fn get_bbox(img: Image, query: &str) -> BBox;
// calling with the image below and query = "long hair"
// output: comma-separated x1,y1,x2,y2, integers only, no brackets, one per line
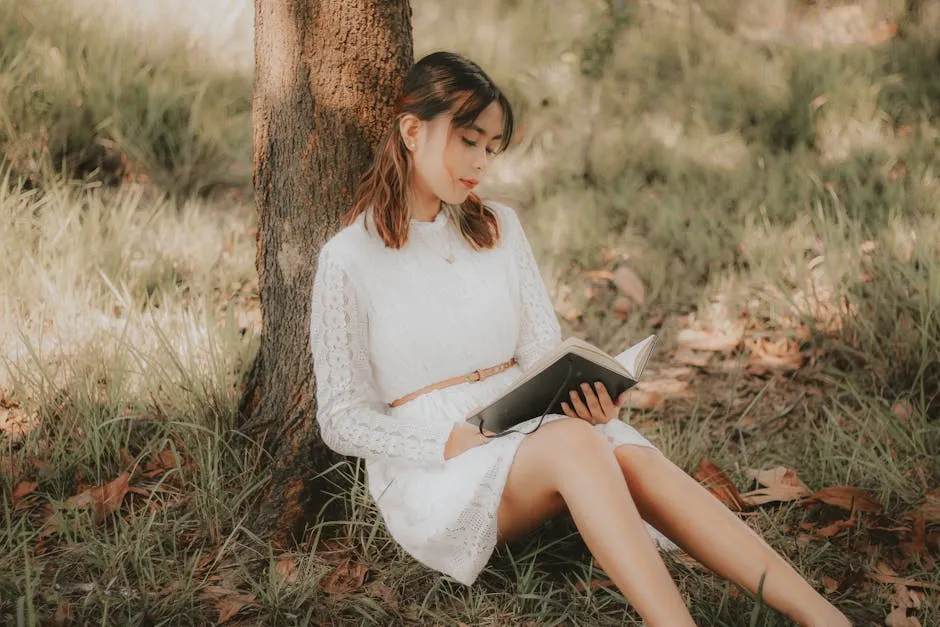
342,51,515,250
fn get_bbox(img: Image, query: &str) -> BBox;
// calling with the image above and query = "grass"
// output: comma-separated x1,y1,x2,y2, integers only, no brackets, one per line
2,0,939,624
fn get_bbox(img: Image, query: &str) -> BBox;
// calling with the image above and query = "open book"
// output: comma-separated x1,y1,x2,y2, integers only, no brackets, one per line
465,335,658,433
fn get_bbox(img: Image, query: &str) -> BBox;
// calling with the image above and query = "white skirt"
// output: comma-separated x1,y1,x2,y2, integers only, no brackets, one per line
367,372,678,585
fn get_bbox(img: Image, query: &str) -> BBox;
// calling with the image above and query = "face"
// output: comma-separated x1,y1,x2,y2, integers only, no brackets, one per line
401,99,505,207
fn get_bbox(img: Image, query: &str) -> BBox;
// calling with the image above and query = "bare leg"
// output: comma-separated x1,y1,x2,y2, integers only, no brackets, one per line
613,444,850,627
496,418,695,626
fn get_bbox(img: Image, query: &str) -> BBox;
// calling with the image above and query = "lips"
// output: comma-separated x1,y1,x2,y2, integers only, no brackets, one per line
459,178,479,190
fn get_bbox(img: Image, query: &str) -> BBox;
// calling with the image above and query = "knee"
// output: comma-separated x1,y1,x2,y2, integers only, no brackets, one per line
614,442,667,476
535,418,607,456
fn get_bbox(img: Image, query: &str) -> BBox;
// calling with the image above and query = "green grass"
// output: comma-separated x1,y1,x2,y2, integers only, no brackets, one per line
2,0,939,624
0,0,251,196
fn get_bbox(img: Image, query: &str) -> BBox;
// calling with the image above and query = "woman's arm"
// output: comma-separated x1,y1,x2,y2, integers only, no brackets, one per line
309,244,454,465
501,204,563,371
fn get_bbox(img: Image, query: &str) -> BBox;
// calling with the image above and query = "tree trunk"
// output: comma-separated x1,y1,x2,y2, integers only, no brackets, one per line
240,0,413,544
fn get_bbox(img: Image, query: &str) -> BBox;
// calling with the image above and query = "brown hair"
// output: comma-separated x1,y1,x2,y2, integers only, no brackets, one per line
342,51,515,250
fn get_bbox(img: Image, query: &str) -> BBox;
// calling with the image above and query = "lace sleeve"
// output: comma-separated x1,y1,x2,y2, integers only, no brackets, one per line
309,244,453,466
502,205,563,372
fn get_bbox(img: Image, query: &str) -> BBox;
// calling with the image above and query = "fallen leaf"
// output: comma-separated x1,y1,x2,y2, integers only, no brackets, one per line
670,551,707,571
740,467,811,506
674,348,712,367
892,400,914,422
612,266,645,306
885,606,921,627
746,338,804,371
816,515,856,538
583,269,614,281
201,586,257,624
657,367,694,379
364,580,399,609
622,389,663,410
822,575,839,594
274,555,298,585
320,558,368,595
0,406,39,443
918,489,940,524
677,326,743,353
694,458,744,511
13,480,38,500
870,573,940,593
53,599,72,626
635,378,693,398
612,297,633,320
143,448,179,478
63,472,131,524
805,486,883,514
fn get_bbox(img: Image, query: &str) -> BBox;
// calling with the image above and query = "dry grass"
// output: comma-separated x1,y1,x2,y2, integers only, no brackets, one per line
2,0,939,624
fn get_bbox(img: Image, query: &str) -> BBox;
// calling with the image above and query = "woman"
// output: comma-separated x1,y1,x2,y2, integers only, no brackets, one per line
309,51,850,626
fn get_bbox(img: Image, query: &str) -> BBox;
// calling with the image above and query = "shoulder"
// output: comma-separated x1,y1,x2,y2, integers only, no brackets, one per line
483,200,525,240
318,211,377,269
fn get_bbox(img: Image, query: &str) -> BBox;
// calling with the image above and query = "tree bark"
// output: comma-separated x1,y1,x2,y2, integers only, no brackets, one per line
240,0,413,543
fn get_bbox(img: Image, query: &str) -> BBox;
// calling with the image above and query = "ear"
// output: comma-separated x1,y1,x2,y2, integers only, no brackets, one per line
399,114,421,151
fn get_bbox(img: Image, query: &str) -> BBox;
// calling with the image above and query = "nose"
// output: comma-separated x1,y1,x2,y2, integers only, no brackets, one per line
472,148,488,172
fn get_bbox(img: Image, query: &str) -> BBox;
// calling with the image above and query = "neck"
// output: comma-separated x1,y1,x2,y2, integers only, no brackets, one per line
407,183,442,222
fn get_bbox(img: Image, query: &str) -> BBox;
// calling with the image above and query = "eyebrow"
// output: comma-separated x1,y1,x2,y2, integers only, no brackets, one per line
470,124,502,141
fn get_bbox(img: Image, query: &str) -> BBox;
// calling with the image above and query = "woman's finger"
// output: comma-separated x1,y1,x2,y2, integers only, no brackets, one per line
580,382,603,419
595,382,615,416
568,389,591,420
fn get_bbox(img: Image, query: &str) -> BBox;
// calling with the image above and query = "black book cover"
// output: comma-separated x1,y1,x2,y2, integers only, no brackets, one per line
465,352,640,434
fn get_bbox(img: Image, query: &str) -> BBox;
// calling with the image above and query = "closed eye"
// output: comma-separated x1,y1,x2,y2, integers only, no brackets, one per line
462,137,497,155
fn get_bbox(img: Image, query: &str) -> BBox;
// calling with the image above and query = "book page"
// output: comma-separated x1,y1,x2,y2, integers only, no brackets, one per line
613,334,657,379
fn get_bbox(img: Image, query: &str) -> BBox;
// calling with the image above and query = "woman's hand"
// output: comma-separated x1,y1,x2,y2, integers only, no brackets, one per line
444,421,494,460
561,381,628,425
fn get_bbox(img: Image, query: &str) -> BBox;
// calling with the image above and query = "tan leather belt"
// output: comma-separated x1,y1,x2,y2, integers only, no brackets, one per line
387,358,517,408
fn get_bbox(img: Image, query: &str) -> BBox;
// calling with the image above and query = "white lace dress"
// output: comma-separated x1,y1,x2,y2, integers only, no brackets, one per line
309,201,675,586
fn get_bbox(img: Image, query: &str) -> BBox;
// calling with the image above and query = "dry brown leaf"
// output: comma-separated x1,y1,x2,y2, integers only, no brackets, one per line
201,586,258,624
885,578,924,627
63,472,131,523
815,513,856,538
274,555,298,585
612,297,633,320
746,338,804,371
13,480,38,500
53,599,73,627
870,573,940,593
0,406,38,443
657,367,694,379
677,326,743,353
612,266,645,306
583,269,615,281
740,467,811,506
671,551,707,571
694,458,744,511
320,558,368,595
635,378,693,398
143,448,179,478
822,575,839,594
806,486,883,514
674,348,712,367
364,580,399,609
919,489,940,524
886,606,922,627
892,400,914,421
622,389,663,410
